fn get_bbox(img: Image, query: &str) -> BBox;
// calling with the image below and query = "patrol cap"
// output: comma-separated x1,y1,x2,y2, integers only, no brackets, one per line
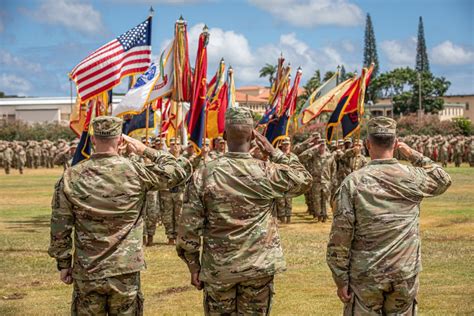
344,138,352,144
169,137,181,145
318,138,326,144
368,116,396,136
225,107,254,126
92,116,123,138
281,137,291,145
204,138,211,145
216,137,225,144
311,131,321,138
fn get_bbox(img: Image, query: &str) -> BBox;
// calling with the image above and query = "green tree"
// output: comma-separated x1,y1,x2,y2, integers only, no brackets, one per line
0,91,4,98
371,67,450,115
363,13,379,76
452,117,472,136
323,71,335,82
259,63,277,86
363,14,380,102
416,16,430,72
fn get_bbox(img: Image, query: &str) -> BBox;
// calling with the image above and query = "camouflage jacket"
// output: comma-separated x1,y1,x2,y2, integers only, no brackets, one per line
48,148,186,280
3,147,13,161
177,150,312,283
299,148,335,185
326,152,452,287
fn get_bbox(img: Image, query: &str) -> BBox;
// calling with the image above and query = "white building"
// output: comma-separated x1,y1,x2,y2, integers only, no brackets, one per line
0,97,122,124
438,103,466,121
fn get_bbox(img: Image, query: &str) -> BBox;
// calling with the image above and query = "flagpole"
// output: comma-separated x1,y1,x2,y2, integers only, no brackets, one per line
145,104,150,145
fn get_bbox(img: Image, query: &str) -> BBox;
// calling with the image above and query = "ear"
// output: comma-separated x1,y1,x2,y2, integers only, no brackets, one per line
366,138,371,151
393,138,399,150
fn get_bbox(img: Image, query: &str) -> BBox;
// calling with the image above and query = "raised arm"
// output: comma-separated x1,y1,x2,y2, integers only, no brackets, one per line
398,142,452,197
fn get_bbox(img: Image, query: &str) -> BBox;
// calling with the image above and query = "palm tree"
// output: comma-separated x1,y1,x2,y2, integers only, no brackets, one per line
259,63,277,86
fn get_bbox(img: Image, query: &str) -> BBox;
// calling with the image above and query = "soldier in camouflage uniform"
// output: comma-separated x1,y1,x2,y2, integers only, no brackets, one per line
0,141,6,168
48,116,186,316
177,107,312,315
32,141,42,168
326,117,451,316
160,137,191,245
468,136,474,167
275,137,299,224
293,131,321,215
3,143,14,174
209,137,226,159
14,143,26,174
300,139,336,222
452,136,464,167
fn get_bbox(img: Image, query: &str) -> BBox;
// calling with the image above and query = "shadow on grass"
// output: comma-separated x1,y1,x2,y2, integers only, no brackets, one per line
3,215,50,230
151,285,193,299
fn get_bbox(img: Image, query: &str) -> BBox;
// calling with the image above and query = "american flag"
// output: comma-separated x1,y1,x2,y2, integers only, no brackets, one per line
70,17,152,102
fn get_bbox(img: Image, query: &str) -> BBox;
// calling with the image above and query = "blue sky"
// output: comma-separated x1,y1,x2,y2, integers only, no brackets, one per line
0,0,472,97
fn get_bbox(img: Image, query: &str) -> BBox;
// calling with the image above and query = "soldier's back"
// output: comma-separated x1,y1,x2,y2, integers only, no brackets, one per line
62,153,148,280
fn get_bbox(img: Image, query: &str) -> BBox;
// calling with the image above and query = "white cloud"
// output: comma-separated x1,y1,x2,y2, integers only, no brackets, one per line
27,0,104,34
380,38,416,68
248,0,364,28
160,24,355,86
0,74,32,95
431,41,474,66
0,50,42,73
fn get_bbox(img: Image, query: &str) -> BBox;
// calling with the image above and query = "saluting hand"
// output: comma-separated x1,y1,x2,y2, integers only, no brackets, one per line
122,134,147,155
253,130,275,156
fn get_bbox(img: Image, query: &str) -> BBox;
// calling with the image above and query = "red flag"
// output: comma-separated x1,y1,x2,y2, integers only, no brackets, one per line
187,29,208,153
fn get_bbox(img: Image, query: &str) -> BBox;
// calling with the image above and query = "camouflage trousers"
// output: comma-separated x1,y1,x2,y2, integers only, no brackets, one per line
453,152,462,167
143,191,160,237
344,275,419,316
304,190,314,213
4,160,11,174
311,182,329,218
72,272,144,316
160,190,183,239
276,197,292,218
203,275,274,316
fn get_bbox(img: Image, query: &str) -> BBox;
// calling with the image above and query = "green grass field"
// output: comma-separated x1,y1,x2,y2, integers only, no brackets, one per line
0,166,473,315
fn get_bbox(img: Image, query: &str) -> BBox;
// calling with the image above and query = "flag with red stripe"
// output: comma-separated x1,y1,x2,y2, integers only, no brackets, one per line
70,17,152,102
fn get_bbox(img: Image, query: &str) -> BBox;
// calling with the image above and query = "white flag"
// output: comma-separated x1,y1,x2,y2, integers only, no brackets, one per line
113,42,174,116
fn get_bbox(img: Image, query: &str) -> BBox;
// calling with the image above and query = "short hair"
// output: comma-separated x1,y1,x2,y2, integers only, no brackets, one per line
368,134,396,149
93,135,121,145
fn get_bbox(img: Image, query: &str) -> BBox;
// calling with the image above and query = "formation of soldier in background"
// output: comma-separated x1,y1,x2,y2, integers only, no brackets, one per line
0,138,80,174
2,133,473,176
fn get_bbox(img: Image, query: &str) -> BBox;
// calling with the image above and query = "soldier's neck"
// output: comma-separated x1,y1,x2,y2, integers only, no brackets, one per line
369,151,394,160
